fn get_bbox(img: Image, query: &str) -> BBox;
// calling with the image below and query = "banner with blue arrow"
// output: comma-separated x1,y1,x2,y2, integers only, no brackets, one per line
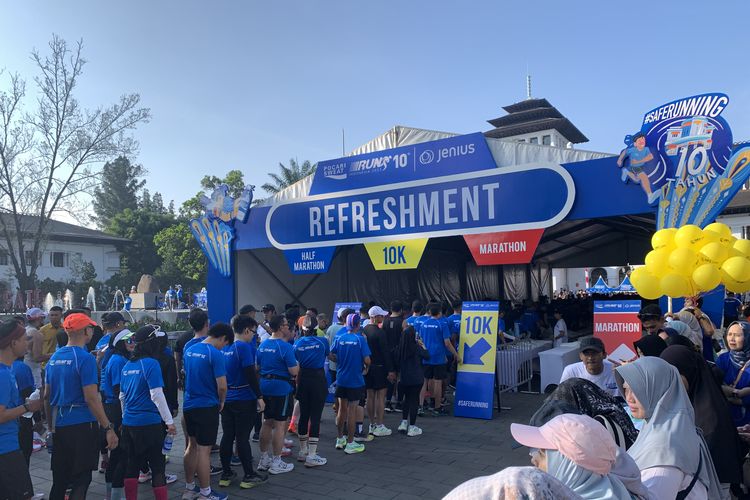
454,301,499,420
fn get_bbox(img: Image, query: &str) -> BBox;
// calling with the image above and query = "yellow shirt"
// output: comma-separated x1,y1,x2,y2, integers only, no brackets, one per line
39,323,64,367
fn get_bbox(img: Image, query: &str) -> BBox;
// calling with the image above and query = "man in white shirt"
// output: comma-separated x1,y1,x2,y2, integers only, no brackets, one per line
552,310,568,347
559,337,619,397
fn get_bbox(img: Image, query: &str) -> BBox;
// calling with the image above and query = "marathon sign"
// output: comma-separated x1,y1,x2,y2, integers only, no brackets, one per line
593,300,642,362
283,247,336,275
464,229,544,265
265,164,575,250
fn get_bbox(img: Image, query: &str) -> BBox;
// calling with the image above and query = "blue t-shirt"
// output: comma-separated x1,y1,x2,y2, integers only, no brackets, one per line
294,336,329,369
724,297,742,318
46,346,98,427
95,334,111,352
257,338,297,396
11,360,34,393
625,146,652,166
331,333,371,389
183,336,207,356
223,340,257,402
447,314,461,337
498,317,507,334
121,357,164,426
102,353,129,404
0,365,20,454
183,342,226,410
406,315,426,333
420,317,451,365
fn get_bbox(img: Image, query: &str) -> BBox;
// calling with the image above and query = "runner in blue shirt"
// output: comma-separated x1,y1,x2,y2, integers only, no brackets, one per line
256,315,299,475
404,300,427,333
293,315,330,467
419,304,460,416
218,315,267,489
331,314,371,454
182,323,232,500
11,355,34,464
101,328,134,500
45,313,118,500
120,325,176,500
177,308,210,390
0,320,42,499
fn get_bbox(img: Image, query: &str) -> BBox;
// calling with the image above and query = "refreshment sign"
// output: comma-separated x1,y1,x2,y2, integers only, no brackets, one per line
455,301,499,420
593,300,642,362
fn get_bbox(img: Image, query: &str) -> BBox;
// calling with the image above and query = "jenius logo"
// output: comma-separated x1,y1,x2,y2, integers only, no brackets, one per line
187,351,206,359
49,359,73,366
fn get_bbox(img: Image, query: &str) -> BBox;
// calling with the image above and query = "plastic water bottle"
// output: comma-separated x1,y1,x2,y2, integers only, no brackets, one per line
22,389,40,418
162,434,174,454
46,432,53,454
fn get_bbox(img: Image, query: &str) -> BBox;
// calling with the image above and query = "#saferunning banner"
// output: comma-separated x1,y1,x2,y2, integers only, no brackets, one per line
593,300,642,363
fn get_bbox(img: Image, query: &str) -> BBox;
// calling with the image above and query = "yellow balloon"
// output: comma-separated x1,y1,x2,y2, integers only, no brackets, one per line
723,236,738,249
645,249,672,277
629,267,647,288
660,273,691,298
651,228,677,251
674,225,704,250
668,248,698,275
722,271,750,293
692,264,721,291
697,229,720,249
704,222,732,243
699,242,729,265
636,272,662,299
734,239,750,258
722,256,750,282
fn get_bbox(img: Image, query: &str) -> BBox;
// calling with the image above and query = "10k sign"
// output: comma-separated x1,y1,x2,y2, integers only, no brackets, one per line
364,238,428,270
455,301,499,420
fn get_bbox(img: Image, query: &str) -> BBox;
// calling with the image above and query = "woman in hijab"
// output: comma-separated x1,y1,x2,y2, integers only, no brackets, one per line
534,378,638,450
510,413,632,499
668,318,702,350
444,466,583,500
395,325,429,435
716,321,750,426
660,345,744,489
633,335,667,358
615,357,723,499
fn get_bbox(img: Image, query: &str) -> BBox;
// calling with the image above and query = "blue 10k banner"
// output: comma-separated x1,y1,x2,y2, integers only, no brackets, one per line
454,301,499,420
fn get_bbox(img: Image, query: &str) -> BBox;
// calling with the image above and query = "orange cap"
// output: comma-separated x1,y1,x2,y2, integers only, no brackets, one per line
63,313,97,332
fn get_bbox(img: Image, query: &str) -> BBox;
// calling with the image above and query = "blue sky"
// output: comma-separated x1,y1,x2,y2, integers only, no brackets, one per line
2,0,749,209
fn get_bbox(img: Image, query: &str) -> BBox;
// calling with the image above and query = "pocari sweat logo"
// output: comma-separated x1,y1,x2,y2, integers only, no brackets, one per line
322,162,347,181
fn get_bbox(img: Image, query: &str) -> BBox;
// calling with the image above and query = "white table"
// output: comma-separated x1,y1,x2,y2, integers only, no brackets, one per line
539,341,581,393
496,340,553,390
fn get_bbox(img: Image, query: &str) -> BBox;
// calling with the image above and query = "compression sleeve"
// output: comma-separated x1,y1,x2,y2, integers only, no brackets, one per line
149,387,174,425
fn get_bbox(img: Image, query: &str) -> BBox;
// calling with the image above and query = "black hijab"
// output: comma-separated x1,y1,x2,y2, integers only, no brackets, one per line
660,345,744,484
541,378,638,449
633,335,667,357
395,325,417,365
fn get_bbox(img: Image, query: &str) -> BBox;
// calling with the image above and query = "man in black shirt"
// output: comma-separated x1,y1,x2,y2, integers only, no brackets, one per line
363,306,395,437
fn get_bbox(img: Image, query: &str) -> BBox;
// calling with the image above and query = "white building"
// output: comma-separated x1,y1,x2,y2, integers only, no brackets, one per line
0,215,127,289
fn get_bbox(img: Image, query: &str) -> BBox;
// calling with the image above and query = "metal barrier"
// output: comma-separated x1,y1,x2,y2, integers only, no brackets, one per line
494,339,539,411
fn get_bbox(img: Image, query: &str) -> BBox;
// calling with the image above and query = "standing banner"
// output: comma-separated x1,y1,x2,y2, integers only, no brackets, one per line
593,300,642,363
455,301,499,420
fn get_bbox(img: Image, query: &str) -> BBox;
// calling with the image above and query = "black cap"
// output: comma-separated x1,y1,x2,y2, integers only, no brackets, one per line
261,304,275,312
579,337,605,354
238,304,258,315
133,325,164,343
102,311,126,326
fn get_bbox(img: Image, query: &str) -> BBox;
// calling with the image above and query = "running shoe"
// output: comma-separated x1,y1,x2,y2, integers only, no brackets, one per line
257,454,272,472
182,485,200,500
240,472,268,489
297,450,308,462
417,407,425,417
281,446,292,457
283,438,294,448
138,471,152,483
199,490,228,500
384,403,394,413
397,420,408,434
99,454,109,473
305,454,327,467
166,473,177,484
335,437,346,449
210,465,222,476
372,424,392,437
353,432,373,442
344,442,365,454
407,425,423,437
219,470,236,487
268,457,294,474
251,432,260,443
368,423,376,435
230,455,241,466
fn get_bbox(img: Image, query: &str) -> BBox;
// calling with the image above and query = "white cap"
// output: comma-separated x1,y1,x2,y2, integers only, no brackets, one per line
368,305,388,317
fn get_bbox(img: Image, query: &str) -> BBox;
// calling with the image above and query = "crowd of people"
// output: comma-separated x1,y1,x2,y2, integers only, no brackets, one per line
447,296,750,499
0,297,472,499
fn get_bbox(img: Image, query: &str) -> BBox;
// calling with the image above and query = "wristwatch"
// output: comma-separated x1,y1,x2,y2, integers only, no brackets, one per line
103,423,115,431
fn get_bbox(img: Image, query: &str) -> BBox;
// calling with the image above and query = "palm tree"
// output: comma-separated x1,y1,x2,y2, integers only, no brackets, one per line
261,159,316,196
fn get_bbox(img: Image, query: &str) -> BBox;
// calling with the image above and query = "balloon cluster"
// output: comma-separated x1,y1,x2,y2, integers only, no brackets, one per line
631,222,750,299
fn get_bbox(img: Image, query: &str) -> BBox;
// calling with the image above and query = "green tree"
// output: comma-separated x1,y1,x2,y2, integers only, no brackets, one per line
260,159,316,196
92,157,146,229
181,169,246,218
0,35,150,292
154,224,206,286
70,258,97,284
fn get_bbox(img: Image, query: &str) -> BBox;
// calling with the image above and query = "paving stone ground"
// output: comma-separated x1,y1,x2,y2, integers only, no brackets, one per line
28,391,544,499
